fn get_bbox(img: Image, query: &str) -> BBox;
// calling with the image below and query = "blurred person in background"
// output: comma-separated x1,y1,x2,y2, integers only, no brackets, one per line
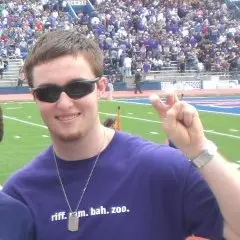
103,117,116,129
0,59,4,80
134,68,143,94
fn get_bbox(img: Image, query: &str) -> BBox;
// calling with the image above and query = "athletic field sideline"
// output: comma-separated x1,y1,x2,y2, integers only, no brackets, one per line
0,95,239,184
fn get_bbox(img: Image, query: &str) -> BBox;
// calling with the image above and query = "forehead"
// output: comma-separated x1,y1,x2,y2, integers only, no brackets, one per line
32,55,95,87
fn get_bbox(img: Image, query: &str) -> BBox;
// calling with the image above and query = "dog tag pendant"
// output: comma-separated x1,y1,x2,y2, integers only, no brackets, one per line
68,212,79,232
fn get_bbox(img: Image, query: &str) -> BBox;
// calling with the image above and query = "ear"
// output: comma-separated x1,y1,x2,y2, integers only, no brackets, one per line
96,76,108,99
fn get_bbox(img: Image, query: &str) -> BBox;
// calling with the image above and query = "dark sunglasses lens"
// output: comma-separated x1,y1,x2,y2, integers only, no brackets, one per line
34,86,61,103
66,81,95,99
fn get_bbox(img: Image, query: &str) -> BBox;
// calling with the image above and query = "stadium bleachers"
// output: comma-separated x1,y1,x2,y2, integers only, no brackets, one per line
0,0,239,88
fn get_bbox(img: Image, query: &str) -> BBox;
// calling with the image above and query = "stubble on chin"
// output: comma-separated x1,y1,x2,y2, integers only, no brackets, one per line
50,130,84,142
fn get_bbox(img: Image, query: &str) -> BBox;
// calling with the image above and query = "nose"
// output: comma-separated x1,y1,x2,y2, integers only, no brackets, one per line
56,92,74,109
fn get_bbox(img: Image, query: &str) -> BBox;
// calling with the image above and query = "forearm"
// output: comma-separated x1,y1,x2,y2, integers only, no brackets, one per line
224,222,240,240
199,152,240,235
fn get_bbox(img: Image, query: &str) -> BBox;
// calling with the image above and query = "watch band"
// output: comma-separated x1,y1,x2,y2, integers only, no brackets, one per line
191,140,218,168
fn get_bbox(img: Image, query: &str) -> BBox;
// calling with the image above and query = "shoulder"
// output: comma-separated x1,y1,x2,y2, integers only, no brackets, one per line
0,191,32,220
111,131,190,174
0,192,34,239
107,132,198,195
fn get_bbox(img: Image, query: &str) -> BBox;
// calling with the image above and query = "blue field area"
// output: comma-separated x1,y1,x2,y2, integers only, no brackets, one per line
117,96,240,115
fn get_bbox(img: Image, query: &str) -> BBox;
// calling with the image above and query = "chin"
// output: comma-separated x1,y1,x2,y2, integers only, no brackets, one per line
55,131,84,142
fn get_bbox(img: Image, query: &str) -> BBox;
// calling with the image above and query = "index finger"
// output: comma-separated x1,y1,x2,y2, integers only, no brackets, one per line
149,94,170,118
165,90,179,106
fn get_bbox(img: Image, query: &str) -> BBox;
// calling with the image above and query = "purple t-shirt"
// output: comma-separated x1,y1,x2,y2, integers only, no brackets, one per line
0,192,34,239
3,132,223,240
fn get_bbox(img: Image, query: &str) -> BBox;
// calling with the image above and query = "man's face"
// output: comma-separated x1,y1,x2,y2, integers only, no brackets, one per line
32,54,106,142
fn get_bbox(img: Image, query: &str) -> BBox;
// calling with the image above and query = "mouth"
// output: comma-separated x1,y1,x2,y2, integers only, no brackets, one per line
56,113,80,122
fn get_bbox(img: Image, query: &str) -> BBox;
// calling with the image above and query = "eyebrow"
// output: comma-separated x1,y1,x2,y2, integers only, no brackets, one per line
32,83,59,90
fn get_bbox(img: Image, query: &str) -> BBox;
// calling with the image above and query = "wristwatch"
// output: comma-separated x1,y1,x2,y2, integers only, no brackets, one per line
191,140,218,168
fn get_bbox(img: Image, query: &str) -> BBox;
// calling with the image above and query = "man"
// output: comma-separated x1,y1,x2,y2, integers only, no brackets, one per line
0,58,4,79
3,30,240,239
134,68,143,94
0,107,34,239
17,66,25,87
106,78,114,100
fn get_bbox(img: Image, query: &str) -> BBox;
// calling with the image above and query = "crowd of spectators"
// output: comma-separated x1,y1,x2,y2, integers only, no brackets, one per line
0,0,239,81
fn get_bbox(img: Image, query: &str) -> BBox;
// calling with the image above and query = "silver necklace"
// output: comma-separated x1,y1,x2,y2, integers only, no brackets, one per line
53,131,105,232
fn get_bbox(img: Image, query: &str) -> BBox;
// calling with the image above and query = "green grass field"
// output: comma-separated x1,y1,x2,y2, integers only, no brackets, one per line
0,100,239,184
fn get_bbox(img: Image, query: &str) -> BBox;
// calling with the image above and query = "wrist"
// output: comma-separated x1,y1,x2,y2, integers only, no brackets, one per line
190,140,218,169
183,138,208,160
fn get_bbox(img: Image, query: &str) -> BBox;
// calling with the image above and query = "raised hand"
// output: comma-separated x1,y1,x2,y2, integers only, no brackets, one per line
149,92,207,159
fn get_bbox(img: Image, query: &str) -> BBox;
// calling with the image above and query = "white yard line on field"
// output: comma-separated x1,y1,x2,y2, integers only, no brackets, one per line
14,135,21,139
229,129,239,132
99,112,160,123
112,99,240,116
6,107,23,110
42,135,49,138
4,113,240,140
3,101,34,104
149,132,159,135
204,130,240,139
4,116,47,129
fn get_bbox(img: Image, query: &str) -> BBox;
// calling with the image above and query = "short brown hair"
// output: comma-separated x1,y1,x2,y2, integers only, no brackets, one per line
24,30,104,88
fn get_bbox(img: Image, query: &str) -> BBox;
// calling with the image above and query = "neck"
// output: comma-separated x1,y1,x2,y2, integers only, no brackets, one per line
52,125,114,161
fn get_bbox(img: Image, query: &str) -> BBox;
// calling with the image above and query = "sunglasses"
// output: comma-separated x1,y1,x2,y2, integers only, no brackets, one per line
32,77,100,103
